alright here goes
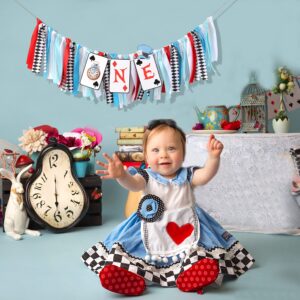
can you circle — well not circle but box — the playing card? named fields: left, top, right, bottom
left=134, top=54, right=161, bottom=91
left=109, top=59, right=131, bottom=93
left=283, top=79, right=300, bottom=112
left=266, top=78, right=300, bottom=118
left=80, top=53, right=108, bottom=90
left=266, top=91, right=281, bottom=119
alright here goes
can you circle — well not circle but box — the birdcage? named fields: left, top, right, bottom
left=240, top=74, right=267, bottom=133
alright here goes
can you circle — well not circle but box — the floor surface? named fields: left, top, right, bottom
left=1, top=218, right=300, bottom=300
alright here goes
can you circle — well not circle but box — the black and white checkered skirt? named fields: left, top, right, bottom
left=81, top=240, right=254, bottom=287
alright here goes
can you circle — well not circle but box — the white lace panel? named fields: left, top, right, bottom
left=184, top=133, right=300, bottom=234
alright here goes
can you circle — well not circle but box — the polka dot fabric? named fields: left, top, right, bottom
left=137, top=194, right=165, bottom=222
left=176, top=258, right=219, bottom=293
left=99, top=265, right=146, bottom=296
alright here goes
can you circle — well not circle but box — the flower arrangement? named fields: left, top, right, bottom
left=64, top=127, right=102, bottom=161
left=272, top=67, right=295, bottom=121
left=19, top=125, right=102, bottom=160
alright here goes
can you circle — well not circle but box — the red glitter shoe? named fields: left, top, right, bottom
left=99, top=264, right=146, bottom=296
left=176, top=258, right=219, bottom=294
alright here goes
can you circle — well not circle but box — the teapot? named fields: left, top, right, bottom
left=194, top=105, right=240, bottom=130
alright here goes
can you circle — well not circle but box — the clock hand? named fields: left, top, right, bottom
left=54, top=176, right=59, bottom=208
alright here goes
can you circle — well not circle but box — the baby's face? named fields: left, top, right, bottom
left=145, top=128, right=184, bottom=179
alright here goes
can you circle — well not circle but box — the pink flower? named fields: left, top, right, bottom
left=71, top=127, right=102, bottom=148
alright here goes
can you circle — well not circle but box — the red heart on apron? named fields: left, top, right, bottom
left=166, top=222, right=194, bottom=245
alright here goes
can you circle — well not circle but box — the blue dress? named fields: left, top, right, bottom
left=82, top=167, right=254, bottom=287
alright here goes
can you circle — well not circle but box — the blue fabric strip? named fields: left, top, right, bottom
left=53, top=34, right=63, bottom=85
left=180, top=37, right=189, bottom=89
left=155, top=49, right=171, bottom=96
left=73, top=44, right=81, bottom=96
left=43, top=26, right=52, bottom=78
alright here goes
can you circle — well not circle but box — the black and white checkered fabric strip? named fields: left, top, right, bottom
left=61, top=42, right=75, bottom=92
left=191, top=31, right=208, bottom=81
left=170, top=45, right=180, bottom=92
left=42, top=28, right=47, bottom=74
left=103, top=62, right=113, bottom=104
left=81, top=241, right=254, bottom=287
left=32, top=24, right=47, bottom=74
left=290, top=148, right=300, bottom=175
left=136, top=88, right=144, bottom=101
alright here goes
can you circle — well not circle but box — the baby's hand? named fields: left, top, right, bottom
left=207, top=134, right=223, bottom=158
left=96, top=153, right=126, bottom=179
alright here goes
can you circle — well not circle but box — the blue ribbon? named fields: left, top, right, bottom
left=194, top=24, right=213, bottom=72
left=180, top=37, right=190, bottom=89
left=44, top=26, right=52, bottom=78
left=155, top=49, right=171, bottom=96
left=73, top=44, right=81, bottom=96
left=53, top=34, right=63, bottom=85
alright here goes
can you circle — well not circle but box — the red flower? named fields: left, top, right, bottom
left=34, top=125, right=59, bottom=137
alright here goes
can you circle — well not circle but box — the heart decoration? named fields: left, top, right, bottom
left=166, top=222, right=194, bottom=245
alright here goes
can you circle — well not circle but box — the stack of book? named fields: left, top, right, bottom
left=115, top=126, right=146, bottom=168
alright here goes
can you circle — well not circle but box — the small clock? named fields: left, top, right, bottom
left=25, top=139, right=89, bottom=232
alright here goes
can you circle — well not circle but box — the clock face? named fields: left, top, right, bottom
left=26, top=147, right=88, bottom=231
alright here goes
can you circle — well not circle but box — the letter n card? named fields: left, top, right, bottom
left=134, top=55, right=161, bottom=91
left=80, top=53, right=108, bottom=89
left=109, top=60, right=131, bottom=93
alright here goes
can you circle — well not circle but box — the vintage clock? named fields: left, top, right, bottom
left=25, top=139, right=89, bottom=232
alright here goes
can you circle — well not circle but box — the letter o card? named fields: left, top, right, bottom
left=134, top=55, right=161, bottom=91
left=109, top=59, right=131, bottom=93
left=80, top=53, right=108, bottom=90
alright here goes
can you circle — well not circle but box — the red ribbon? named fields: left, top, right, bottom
left=133, top=76, right=141, bottom=101
left=187, top=32, right=197, bottom=84
left=60, top=38, right=71, bottom=87
left=131, top=52, right=140, bottom=100
left=161, top=46, right=171, bottom=94
left=26, top=18, right=42, bottom=70
left=163, top=45, right=171, bottom=62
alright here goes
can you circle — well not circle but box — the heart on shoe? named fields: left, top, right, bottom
left=166, top=222, right=194, bottom=245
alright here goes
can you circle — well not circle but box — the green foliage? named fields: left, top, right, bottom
left=275, top=110, right=288, bottom=121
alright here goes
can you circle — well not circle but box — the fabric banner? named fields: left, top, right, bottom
left=26, top=17, right=219, bottom=108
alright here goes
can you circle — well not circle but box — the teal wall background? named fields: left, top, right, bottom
left=1, top=0, right=300, bottom=221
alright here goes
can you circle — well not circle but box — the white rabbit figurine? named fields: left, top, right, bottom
left=0, top=164, right=41, bottom=240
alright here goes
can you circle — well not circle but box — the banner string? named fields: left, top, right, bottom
left=14, top=0, right=36, bottom=19
left=212, top=0, right=239, bottom=20
left=14, top=0, right=239, bottom=22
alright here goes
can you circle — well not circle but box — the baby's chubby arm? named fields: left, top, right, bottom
left=192, top=134, right=223, bottom=187
left=96, top=153, right=146, bottom=192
